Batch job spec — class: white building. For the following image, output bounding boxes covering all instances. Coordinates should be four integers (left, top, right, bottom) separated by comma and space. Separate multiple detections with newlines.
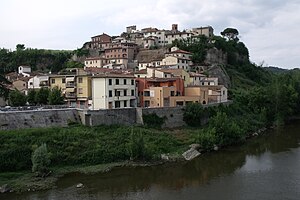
18, 66, 31, 77
28, 75, 49, 89
91, 74, 136, 109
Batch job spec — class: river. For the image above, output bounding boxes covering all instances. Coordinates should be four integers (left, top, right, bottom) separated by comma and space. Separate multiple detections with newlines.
3, 121, 300, 200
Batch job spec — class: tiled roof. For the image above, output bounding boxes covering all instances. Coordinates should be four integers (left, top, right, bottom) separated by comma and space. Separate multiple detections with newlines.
166, 49, 192, 54
135, 69, 147, 74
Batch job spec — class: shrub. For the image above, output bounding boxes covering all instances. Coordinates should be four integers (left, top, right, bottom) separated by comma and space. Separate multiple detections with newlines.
195, 128, 217, 150
127, 130, 148, 160
143, 113, 166, 128
183, 103, 204, 127
31, 143, 51, 176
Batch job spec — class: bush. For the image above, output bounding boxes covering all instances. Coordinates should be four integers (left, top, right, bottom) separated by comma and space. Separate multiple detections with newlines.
127, 130, 148, 160
209, 111, 245, 146
143, 113, 166, 128
31, 143, 51, 176
194, 128, 217, 150
183, 103, 204, 127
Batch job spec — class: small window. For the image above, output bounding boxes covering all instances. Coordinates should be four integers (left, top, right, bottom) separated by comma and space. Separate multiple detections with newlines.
131, 80, 134, 85
78, 77, 83, 83
124, 100, 127, 107
30, 82, 33, 85
115, 101, 120, 108
109, 90, 112, 97
62, 78, 66, 83
115, 90, 120, 96
51, 79, 55, 84
124, 90, 127, 96
171, 91, 175, 96
116, 79, 119, 85
78, 88, 83, 94
124, 79, 127, 85
131, 90, 134, 96
109, 79, 112, 85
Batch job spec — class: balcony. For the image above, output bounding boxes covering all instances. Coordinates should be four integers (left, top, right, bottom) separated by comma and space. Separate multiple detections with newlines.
39, 82, 49, 87
65, 92, 77, 98
66, 81, 76, 88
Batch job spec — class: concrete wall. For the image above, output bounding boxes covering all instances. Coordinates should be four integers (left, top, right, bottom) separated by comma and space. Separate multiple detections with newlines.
141, 107, 186, 128
0, 109, 79, 130
81, 108, 137, 126
0, 102, 232, 130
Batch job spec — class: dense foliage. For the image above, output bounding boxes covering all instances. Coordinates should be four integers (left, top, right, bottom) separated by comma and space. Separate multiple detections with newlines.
0, 45, 72, 73
0, 126, 182, 172
142, 113, 166, 128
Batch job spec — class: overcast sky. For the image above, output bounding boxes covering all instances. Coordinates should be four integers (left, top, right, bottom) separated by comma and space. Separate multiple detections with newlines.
1, 0, 299, 69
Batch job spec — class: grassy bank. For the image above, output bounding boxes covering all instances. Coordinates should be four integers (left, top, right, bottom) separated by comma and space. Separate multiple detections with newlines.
0, 124, 192, 192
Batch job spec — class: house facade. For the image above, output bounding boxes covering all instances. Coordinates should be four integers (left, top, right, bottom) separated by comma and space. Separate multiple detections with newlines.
91, 33, 112, 49
91, 74, 136, 109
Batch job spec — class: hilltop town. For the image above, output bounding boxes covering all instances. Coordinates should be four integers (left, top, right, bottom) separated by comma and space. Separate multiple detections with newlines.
4, 24, 228, 109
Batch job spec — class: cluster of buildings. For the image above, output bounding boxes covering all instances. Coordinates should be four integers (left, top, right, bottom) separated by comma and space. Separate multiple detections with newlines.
5, 24, 228, 109
6, 65, 227, 109
83, 24, 213, 69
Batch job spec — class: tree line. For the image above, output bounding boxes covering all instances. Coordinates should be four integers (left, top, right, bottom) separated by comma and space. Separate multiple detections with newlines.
9, 87, 64, 106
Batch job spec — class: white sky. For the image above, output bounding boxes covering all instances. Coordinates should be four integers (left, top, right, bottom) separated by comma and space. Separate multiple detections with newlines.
0, 0, 299, 69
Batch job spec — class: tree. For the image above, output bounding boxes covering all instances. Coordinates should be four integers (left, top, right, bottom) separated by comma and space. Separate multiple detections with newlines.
48, 86, 64, 105
27, 89, 37, 105
31, 143, 51, 176
183, 103, 204, 126
35, 87, 50, 105
64, 60, 84, 68
9, 90, 27, 106
0, 74, 10, 99
221, 28, 239, 41
16, 44, 25, 51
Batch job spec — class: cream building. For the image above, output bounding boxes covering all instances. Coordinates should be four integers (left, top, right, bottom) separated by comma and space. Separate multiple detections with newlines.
91, 74, 136, 109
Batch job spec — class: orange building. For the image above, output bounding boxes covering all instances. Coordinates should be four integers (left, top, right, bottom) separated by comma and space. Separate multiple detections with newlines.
136, 77, 184, 107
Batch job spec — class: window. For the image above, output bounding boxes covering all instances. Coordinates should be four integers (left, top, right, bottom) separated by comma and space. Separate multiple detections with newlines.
109, 90, 112, 97
124, 100, 127, 107
78, 77, 83, 83
109, 79, 112, 85
131, 89, 134, 96
123, 79, 127, 85
115, 101, 120, 108
115, 90, 120, 96
30, 82, 33, 85
131, 79, 134, 85
116, 79, 119, 85
171, 91, 175, 96
62, 78, 66, 83
51, 79, 55, 84
78, 88, 83, 94
124, 90, 127, 96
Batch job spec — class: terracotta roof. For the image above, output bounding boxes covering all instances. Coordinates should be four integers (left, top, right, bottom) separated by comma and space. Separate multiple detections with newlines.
146, 78, 179, 82
135, 69, 147, 74
189, 72, 206, 77
85, 57, 107, 61
91, 33, 111, 38
166, 49, 192, 54
91, 73, 135, 78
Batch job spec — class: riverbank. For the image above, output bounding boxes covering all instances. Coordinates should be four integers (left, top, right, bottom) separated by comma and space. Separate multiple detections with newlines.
0, 123, 269, 194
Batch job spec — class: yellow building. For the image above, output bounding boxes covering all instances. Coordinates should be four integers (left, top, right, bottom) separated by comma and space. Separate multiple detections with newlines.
49, 69, 92, 108
143, 86, 177, 107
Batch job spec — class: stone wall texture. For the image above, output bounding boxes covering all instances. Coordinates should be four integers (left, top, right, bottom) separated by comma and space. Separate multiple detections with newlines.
0, 109, 79, 130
